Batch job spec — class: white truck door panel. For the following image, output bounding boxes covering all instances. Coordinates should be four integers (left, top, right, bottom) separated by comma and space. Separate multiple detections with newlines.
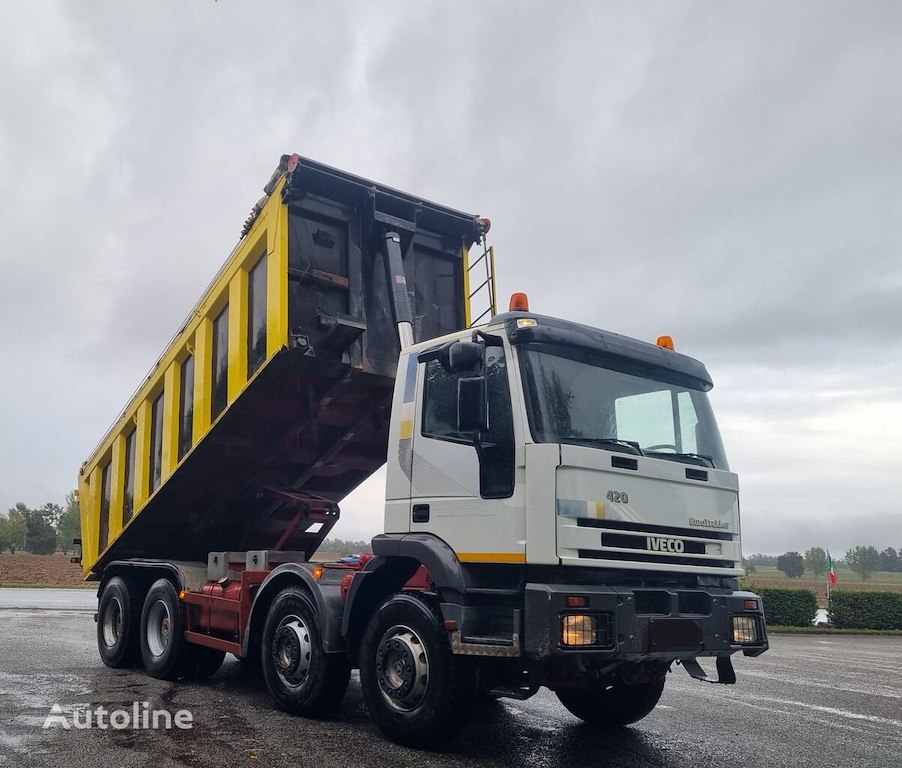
409, 346, 524, 563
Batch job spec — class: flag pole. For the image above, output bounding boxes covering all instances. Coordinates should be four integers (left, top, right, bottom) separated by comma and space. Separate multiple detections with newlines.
826, 549, 833, 609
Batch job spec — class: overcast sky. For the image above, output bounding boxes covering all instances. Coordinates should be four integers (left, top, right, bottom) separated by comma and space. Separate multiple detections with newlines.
1, 2, 900, 556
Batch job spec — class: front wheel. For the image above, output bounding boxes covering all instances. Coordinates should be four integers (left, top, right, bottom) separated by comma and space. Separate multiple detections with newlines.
556, 676, 665, 727
359, 593, 475, 749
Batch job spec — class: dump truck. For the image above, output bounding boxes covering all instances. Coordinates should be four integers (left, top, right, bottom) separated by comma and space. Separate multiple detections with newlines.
78, 154, 768, 748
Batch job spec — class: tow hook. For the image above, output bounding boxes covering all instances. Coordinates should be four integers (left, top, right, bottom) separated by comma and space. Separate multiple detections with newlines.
678, 656, 736, 684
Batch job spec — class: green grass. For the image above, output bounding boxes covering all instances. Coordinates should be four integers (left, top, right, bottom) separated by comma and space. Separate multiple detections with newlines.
747, 565, 902, 585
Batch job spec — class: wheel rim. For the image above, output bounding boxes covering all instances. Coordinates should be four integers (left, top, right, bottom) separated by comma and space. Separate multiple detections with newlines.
271, 614, 312, 687
101, 596, 123, 648
146, 599, 171, 657
375, 624, 429, 712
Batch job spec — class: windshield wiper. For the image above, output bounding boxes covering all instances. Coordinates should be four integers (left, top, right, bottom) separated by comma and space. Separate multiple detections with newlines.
646, 451, 715, 468
560, 437, 645, 456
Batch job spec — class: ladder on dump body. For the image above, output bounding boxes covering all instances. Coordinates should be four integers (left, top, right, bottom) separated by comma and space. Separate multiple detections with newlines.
466, 238, 498, 327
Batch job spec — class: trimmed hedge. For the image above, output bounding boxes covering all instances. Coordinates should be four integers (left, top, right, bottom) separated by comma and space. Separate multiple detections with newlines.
831, 592, 902, 630
756, 587, 818, 627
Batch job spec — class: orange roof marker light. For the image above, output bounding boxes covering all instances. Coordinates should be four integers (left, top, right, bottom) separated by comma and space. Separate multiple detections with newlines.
656, 335, 675, 351
509, 292, 529, 311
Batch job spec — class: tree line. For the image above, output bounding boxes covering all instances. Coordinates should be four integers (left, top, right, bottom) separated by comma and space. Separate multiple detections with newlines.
316, 538, 373, 556
0, 493, 80, 555
0, 500, 374, 559
745, 545, 899, 581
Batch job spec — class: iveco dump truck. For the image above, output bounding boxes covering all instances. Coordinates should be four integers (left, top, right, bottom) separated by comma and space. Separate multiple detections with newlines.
78, 154, 767, 748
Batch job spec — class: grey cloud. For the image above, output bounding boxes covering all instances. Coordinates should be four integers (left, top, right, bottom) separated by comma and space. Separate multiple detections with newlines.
1, 2, 900, 556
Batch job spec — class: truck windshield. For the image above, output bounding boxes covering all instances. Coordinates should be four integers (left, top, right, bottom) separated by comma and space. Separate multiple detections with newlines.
518, 347, 729, 470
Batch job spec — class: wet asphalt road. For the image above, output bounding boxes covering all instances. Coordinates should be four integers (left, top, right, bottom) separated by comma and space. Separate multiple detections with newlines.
0, 589, 900, 768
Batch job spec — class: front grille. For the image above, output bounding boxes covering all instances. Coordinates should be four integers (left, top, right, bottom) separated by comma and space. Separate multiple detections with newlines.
678, 591, 712, 615
576, 517, 734, 542
634, 590, 671, 615
630, 590, 714, 616
577, 549, 736, 569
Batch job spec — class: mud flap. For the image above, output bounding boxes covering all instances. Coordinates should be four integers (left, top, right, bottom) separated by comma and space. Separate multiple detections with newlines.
680, 656, 736, 685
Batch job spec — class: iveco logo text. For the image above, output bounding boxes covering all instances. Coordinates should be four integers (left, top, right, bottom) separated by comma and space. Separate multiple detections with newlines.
646, 536, 685, 553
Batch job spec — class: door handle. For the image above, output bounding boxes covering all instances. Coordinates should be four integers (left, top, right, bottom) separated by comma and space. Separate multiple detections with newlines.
412, 504, 430, 523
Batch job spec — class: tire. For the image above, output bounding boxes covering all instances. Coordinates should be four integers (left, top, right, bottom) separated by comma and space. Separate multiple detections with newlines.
183, 645, 226, 679
359, 593, 475, 749
237, 652, 261, 673
140, 578, 187, 680
556, 676, 665, 727
96, 576, 142, 668
261, 587, 350, 717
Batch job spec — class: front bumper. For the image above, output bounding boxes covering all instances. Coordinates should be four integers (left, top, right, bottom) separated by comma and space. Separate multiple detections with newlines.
523, 583, 768, 659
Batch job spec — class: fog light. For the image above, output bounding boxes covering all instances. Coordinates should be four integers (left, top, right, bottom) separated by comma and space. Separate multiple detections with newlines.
562, 614, 596, 646
731, 615, 759, 644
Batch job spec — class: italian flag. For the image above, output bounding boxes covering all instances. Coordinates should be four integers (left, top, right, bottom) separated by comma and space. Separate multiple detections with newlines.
827, 550, 837, 586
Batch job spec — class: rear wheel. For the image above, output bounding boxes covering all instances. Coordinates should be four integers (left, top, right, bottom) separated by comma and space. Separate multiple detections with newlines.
359, 593, 475, 749
183, 645, 226, 679
261, 587, 350, 716
140, 578, 187, 680
97, 576, 141, 668
556, 676, 665, 727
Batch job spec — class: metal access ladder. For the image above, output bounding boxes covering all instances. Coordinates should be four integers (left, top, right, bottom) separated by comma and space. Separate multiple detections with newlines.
465, 237, 498, 327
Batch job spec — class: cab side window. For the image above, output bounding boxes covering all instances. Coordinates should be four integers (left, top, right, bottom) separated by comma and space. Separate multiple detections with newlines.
422, 360, 467, 442
421, 345, 515, 498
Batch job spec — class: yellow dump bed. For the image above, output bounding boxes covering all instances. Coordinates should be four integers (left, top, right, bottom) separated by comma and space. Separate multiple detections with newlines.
78, 155, 492, 578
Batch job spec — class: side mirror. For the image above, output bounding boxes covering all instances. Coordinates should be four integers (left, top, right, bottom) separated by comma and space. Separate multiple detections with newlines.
446, 341, 482, 373
457, 376, 487, 433
417, 339, 484, 372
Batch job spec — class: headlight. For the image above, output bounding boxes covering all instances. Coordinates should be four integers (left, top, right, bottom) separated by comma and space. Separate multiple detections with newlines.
562, 614, 596, 646
731, 615, 760, 645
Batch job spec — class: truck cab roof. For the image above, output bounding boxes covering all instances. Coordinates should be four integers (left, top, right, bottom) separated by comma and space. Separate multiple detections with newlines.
494, 311, 714, 391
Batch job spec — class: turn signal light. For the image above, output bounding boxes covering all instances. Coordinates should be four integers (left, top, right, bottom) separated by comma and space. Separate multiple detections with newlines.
744, 599, 759, 611
566, 595, 587, 608
656, 335, 675, 350
312, 566, 323, 580
510, 292, 529, 311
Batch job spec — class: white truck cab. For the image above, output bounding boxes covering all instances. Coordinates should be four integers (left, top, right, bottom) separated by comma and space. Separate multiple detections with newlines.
360, 304, 766, 732
387, 308, 744, 576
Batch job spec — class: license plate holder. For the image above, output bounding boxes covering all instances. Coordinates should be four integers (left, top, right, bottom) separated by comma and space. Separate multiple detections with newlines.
648, 618, 704, 651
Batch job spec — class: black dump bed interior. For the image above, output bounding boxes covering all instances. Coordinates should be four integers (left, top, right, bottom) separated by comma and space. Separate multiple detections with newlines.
96, 156, 482, 568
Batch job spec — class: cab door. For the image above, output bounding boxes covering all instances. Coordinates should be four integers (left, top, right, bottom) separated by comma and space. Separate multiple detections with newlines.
408, 343, 524, 564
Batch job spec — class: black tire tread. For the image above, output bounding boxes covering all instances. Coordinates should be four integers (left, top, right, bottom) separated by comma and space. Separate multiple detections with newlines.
140, 578, 186, 680
556, 676, 665, 727
261, 587, 351, 717
359, 592, 475, 749
96, 575, 143, 668
182, 645, 226, 679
